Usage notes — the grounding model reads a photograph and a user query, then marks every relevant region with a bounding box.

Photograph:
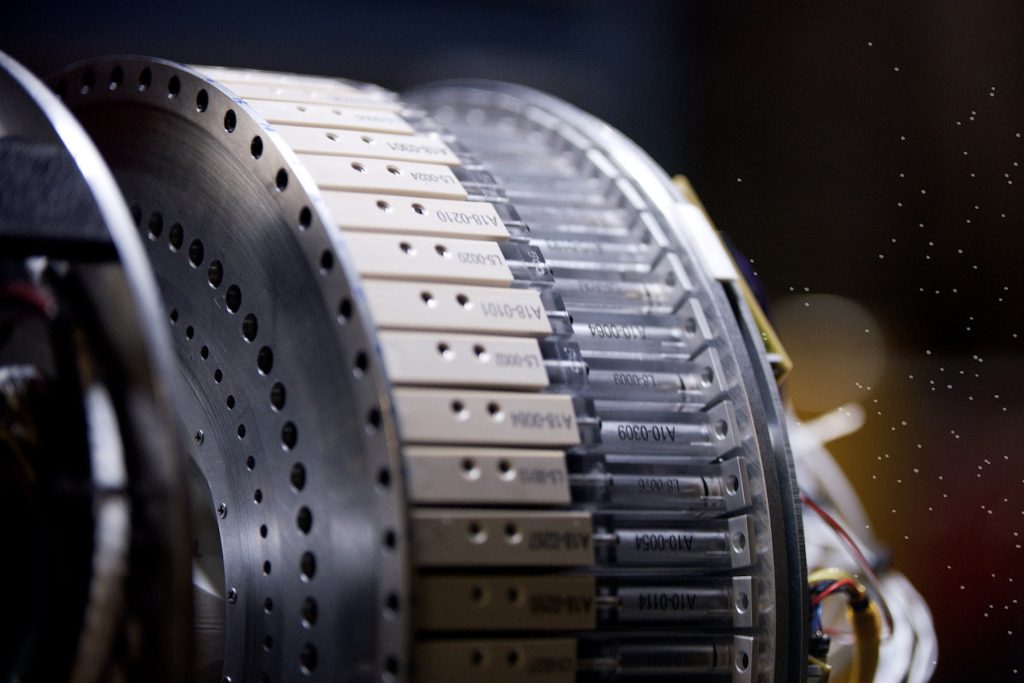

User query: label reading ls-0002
[379,332,547,389]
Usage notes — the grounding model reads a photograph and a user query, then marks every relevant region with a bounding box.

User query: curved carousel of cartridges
[53,58,805,683]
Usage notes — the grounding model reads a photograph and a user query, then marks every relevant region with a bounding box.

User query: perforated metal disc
[53,58,410,683]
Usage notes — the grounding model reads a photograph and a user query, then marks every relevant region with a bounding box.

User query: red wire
[1,282,54,317]
[812,578,857,606]
[801,491,895,636]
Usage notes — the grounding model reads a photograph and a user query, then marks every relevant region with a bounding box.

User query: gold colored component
[672,175,793,383]
[809,568,882,683]
[807,655,832,683]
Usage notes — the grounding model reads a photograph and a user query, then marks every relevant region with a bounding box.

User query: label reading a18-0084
[393,389,580,447]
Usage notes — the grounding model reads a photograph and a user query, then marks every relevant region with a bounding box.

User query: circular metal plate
[53,58,409,683]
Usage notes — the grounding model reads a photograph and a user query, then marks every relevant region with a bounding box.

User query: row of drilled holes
[398,241,450,257]
[436,341,489,362]
[420,290,471,308]
[105,64,406,678]
[145,190,316,679]
[450,400,503,421]
[289,179,402,677]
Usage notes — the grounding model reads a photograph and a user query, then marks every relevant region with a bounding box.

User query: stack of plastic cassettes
[401,84,776,683]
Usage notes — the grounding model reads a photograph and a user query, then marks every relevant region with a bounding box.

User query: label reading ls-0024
[299,155,466,199]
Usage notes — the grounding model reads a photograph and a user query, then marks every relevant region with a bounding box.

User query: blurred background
[3,1,1021,679]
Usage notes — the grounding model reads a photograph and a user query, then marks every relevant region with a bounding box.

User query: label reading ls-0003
[404,447,570,505]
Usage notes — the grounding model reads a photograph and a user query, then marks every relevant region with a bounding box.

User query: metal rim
[1,49,193,682]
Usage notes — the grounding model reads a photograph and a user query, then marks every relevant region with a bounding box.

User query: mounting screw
[226,588,237,605]
[217,502,228,519]
[194,429,204,446]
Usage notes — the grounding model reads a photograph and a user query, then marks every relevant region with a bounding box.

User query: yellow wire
[809,568,882,683]
[808,655,832,683]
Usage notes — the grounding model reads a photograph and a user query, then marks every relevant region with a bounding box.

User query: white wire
[790,405,874,537]
[791,405,937,682]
